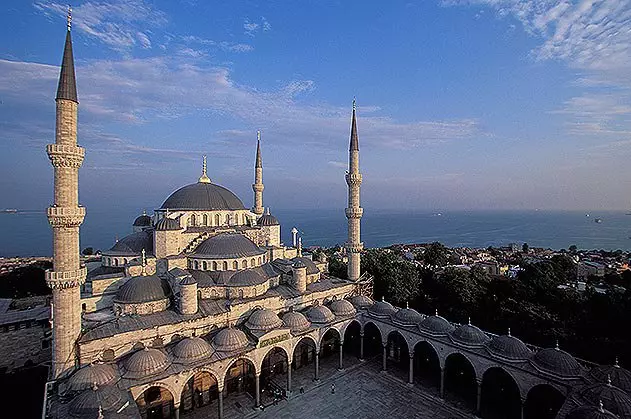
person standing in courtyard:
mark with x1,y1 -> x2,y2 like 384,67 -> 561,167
331,383 -> 335,394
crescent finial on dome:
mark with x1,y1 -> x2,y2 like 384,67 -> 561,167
199,155 -> 211,183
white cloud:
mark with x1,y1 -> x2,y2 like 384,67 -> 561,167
244,17 -> 271,37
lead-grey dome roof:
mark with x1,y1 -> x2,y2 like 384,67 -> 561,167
451,323 -> 490,347
581,382 -> 631,417
115,274 -> 171,304
108,230 -> 153,255
282,311 -> 311,333
590,363 -> 631,393
68,384 -> 127,418
367,298 -> 396,318
306,305 -> 335,324
66,364 -> 118,393
532,346 -> 583,378
228,270 -> 267,287
328,299 -> 356,317
155,217 -> 181,231
567,405 -> 618,419
133,214 -> 152,227
393,306 -> 423,326
291,257 -> 319,275
194,234 -> 265,259
161,182 -> 245,210
173,337 -> 212,364
213,327 -> 249,353
245,308 -> 283,332
349,295 -> 373,309
487,334 -> 532,361
257,211 -> 279,226
124,348 -> 171,379
419,314 -> 455,336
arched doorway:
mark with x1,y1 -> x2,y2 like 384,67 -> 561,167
260,347 -> 289,405
413,341 -> 440,390
444,353 -> 477,411
343,321 -> 361,359
386,331 -> 409,379
480,367 -> 521,419
320,328 -> 340,360
136,386 -> 174,419
363,322 -> 382,358
224,358 -> 256,407
180,372 -> 219,414
293,337 -> 316,372
524,384 -> 565,419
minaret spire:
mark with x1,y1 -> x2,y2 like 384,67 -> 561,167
252,130 -> 264,215
46,12 -> 86,379
345,99 -> 364,282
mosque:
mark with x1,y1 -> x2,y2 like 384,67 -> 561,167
42,10 -> 631,419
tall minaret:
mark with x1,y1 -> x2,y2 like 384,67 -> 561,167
345,99 -> 363,281
252,130 -> 264,215
46,8 -> 86,379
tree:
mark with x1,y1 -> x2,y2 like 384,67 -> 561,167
424,242 -> 449,267
82,247 -> 94,256
569,245 -> 578,254
522,243 -> 529,253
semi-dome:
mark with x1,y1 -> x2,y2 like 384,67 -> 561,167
213,327 -> 249,353
115,274 -> 171,304
487,333 -> 532,361
567,405 -> 618,419
291,257 -> 319,275
581,381 -> 631,417
257,209 -> 279,226
108,230 -> 153,254
66,364 -> 117,393
173,337 -> 212,364
367,298 -> 396,319
161,182 -> 245,210
124,348 -> 170,379
393,305 -> 423,326
451,323 -> 490,347
282,311 -> 311,333
328,299 -> 356,317
133,213 -> 152,227
68,384 -> 127,418
155,217 -> 182,231
194,234 -> 265,259
306,305 -> 335,324
245,308 -> 283,332
228,270 -> 267,287
532,346 -> 583,378
590,362 -> 631,393
419,313 -> 455,336
349,295 -> 373,309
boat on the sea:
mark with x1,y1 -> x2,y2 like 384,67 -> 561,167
594,218 -> 603,223
1,209 -> 17,214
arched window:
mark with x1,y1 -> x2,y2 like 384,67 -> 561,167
223,261 -> 228,270
215,214 -> 220,226
212,261 -> 217,270
263,255 -> 266,263
242,260 -> 248,268
258,257 -> 262,264
225,214 -> 230,225
194,260 -> 199,270
124,258 -> 128,265
251,258 -> 255,266
233,261 -> 238,270
114,259 -> 118,267
190,214 -> 196,226
203,214 -> 208,226
203,261 -> 207,270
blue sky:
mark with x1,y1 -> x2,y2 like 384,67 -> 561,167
1,0 -> 630,212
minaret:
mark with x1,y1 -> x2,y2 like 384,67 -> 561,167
345,99 -> 363,281
46,7 -> 86,379
252,130 -> 264,216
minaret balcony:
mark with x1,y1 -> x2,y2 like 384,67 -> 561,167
47,206 -> 86,228
45,266 -> 87,288
252,183 -> 265,192
47,144 -> 85,168
345,173 -> 362,185
345,207 -> 363,219
345,242 -> 364,253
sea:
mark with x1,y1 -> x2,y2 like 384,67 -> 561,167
1,208 -> 630,257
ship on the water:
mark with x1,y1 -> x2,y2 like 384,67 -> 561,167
1,209 -> 17,214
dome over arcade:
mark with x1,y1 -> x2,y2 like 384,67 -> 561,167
328,299 -> 356,317
486,332 -> 532,361
172,337 -> 212,364
108,230 -> 153,255
451,322 -> 490,347
282,311 -> 311,333
115,274 -> 171,304
291,257 -> 319,275
257,209 -> 279,226
133,213 -> 152,227
68,384 -> 127,418
228,270 -> 267,287
532,346 -> 583,378
194,233 -> 265,259
123,348 -> 171,379
567,404 -> 618,419
393,304 -> 423,326
66,364 -> 118,393
245,308 -> 283,332
367,298 -> 397,319
155,217 -> 182,231
161,182 -> 245,211
349,295 -> 373,309
213,327 -> 249,353
581,381 -> 631,417
306,305 -> 335,324
419,312 -> 455,336
590,361 -> 631,393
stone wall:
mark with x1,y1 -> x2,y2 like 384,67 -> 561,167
0,319 -> 50,372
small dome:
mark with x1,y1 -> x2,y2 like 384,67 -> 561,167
133,214 -> 152,227
451,323 -> 490,347
487,334 -> 532,361
108,230 -> 153,254
293,260 -> 306,269
367,298 -> 396,318
173,337 -> 212,364
590,363 -> 631,393
349,295 -> 373,309
245,308 -> 283,332
68,385 -> 126,418
532,347 -> 583,378
393,305 -> 423,326
581,382 -> 631,417
161,182 -> 245,211
282,311 -> 311,333
124,348 -> 170,379
567,405 -> 618,419
291,257 -> 319,274
306,305 -> 335,324
257,210 -> 279,226
228,270 -> 266,286
155,217 -> 181,231
180,276 -> 197,286
67,364 -> 117,393
213,328 -> 249,353
194,234 -> 265,259
419,314 -> 455,336
328,299 -> 356,317
115,274 -> 171,304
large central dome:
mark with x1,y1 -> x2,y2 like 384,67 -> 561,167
161,182 -> 245,211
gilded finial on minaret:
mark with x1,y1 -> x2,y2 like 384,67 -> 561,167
198,155 -> 211,183
67,6 -> 72,31
352,97 -> 356,111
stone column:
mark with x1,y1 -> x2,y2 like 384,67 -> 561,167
521,398 -> 526,419
255,373 -> 261,407
338,341 -> 344,370
218,388 -> 224,419
382,343 -> 387,372
359,331 -> 364,361
476,380 -> 482,414
287,362 -> 292,394
440,367 -> 445,398
314,352 -> 320,381
174,407 -> 180,419
408,352 -> 414,384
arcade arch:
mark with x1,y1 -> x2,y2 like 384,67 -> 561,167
480,367 -> 521,419
444,352 -> 477,411
412,341 -> 440,390
180,371 -> 219,414
135,386 -> 174,419
524,384 -> 565,419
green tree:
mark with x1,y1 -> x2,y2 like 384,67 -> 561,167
569,244 -> 578,254
424,242 -> 449,267
522,243 -> 529,253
